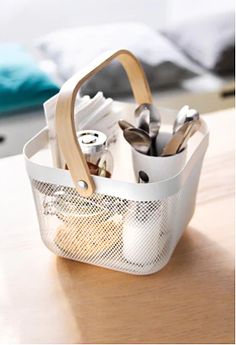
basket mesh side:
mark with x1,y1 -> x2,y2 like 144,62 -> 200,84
31,165 -> 200,275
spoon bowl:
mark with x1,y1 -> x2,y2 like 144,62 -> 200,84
173,105 -> 190,134
123,127 -> 152,155
173,105 -> 200,134
118,120 -> 134,131
135,103 -> 161,156
186,108 -> 200,122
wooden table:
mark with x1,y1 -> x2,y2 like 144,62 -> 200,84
0,109 -> 234,344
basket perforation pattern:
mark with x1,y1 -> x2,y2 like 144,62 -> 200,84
30,158 -> 202,275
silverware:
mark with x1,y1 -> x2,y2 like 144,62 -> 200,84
119,119 -> 152,155
173,105 -> 200,134
172,105 -> 190,134
186,108 -> 200,122
138,170 -> 149,183
123,127 -> 151,155
118,120 -> 134,131
135,103 -> 161,156
135,106 -> 149,133
177,119 -> 201,152
162,120 -> 201,156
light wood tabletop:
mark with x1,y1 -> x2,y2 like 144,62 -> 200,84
0,108 -> 234,344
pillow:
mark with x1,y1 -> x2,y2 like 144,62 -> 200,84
162,12 -> 235,75
36,22 -> 201,97
0,43 -> 59,113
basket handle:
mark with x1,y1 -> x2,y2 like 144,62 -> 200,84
55,49 -> 153,197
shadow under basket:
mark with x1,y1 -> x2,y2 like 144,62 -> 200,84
23,49 -> 209,275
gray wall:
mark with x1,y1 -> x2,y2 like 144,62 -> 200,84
0,0 -> 234,44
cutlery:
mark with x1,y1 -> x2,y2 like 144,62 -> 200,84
177,119 -> 201,152
123,127 -> 152,155
173,105 -> 200,134
135,106 -> 149,133
162,120 -> 201,156
118,119 -> 134,131
135,103 -> 161,156
186,108 -> 200,122
172,105 -> 190,134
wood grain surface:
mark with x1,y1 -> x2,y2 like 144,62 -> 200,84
0,108 -> 234,344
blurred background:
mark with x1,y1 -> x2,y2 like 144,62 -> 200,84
0,0 -> 235,157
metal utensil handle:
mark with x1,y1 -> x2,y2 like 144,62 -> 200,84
55,49 -> 153,197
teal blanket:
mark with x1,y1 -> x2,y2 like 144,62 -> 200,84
0,43 -> 59,113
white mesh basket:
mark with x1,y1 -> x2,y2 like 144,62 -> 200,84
24,49 -> 209,275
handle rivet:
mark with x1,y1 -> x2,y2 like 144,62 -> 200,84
77,180 -> 88,190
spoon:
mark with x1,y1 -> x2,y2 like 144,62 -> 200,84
173,105 -> 200,134
177,119 -> 201,152
118,120 -> 134,131
186,108 -> 200,122
123,127 -> 152,155
172,105 -> 190,134
135,106 -> 149,133
162,120 -> 200,156
135,103 -> 161,156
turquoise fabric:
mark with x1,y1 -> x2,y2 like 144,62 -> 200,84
0,43 -> 59,113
